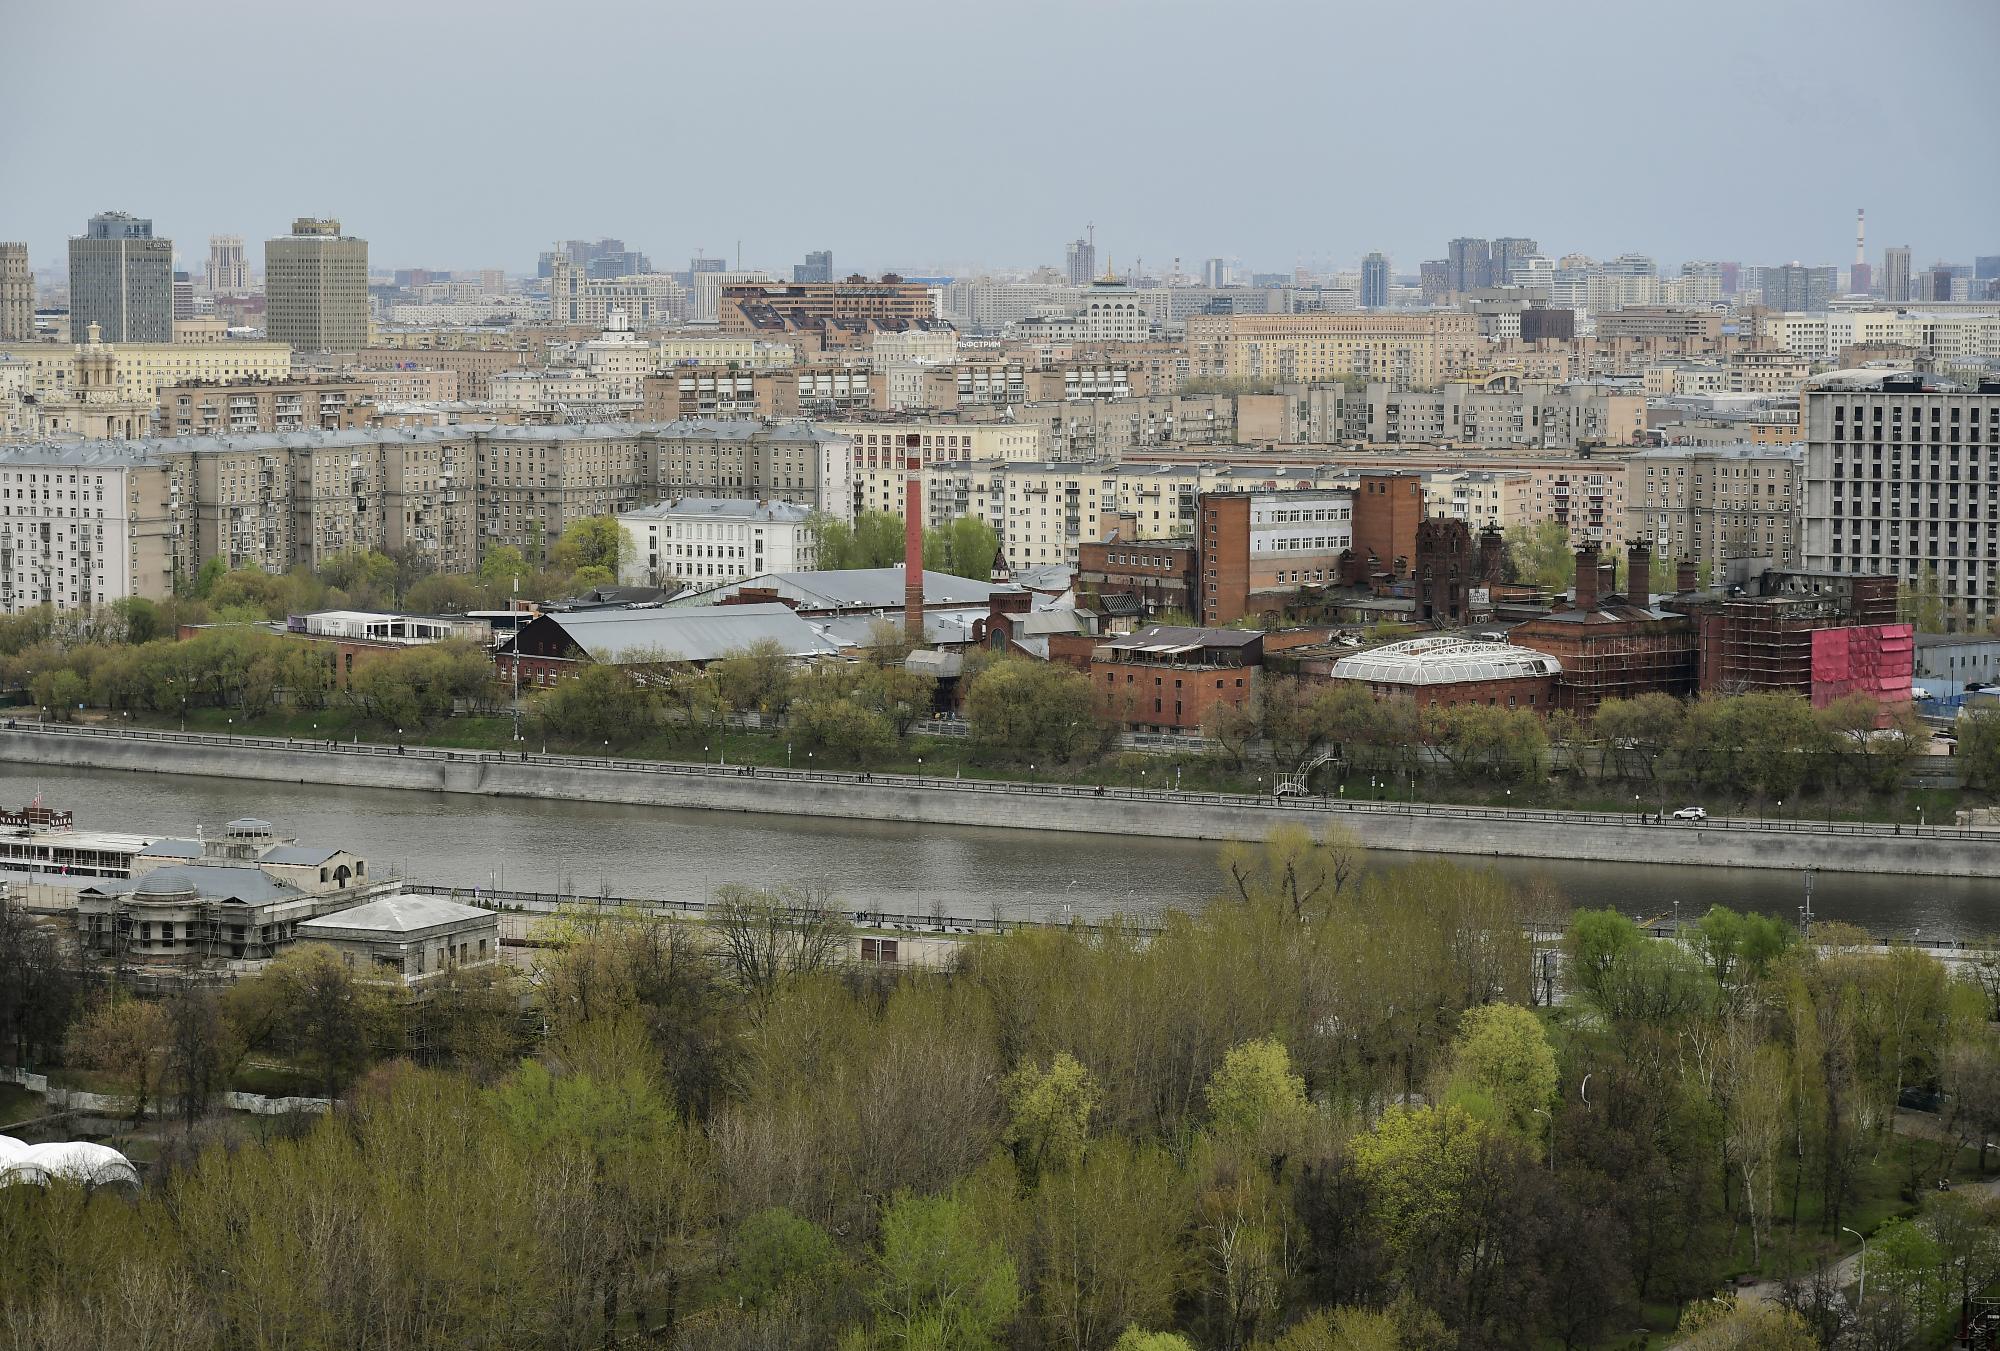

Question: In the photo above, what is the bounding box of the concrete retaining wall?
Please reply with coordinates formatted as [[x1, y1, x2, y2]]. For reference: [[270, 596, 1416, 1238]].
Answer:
[[5, 729, 1994, 878]]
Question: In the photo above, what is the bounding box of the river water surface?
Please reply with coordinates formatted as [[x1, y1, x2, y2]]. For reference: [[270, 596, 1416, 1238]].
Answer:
[[6, 762, 1997, 939]]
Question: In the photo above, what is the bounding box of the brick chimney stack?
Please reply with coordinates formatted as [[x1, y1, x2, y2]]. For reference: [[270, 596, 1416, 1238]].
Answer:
[[903, 433, 924, 641], [1626, 539, 1652, 601], [1597, 559, 1617, 605], [1676, 557, 1698, 592], [1477, 524, 1505, 585], [1574, 543, 1600, 610]]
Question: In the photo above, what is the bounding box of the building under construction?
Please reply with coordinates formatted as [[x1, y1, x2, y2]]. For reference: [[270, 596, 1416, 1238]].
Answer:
[[1508, 540, 1699, 715], [1670, 569, 1908, 704]]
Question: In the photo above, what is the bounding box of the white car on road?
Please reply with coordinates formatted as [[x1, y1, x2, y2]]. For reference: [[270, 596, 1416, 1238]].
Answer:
[[1670, 806, 1708, 822]]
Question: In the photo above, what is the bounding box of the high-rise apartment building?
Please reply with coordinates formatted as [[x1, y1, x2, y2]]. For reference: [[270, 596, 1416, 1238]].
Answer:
[[1883, 246, 1912, 303], [794, 250, 833, 284], [264, 218, 369, 352], [1490, 237, 1539, 285], [1064, 235, 1097, 286], [1759, 263, 1836, 313], [1447, 237, 1491, 293], [172, 272, 195, 322], [0, 244, 30, 341], [1360, 252, 1390, 309], [206, 235, 248, 293], [1803, 371, 2000, 626], [1202, 258, 1230, 289], [67, 212, 174, 343]]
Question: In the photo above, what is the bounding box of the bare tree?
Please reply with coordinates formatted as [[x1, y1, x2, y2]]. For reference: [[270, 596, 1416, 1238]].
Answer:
[[710, 882, 849, 1008]]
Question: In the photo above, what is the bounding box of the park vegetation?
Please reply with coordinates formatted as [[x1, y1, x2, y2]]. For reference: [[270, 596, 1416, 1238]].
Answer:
[[4, 829, 2000, 1348]]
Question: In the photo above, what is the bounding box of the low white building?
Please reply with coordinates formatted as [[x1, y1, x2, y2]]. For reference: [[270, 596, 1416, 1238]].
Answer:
[[618, 496, 817, 588]]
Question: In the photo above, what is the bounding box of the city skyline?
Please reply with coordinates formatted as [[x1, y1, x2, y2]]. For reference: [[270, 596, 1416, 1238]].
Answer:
[[6, 0, 1997, 277]]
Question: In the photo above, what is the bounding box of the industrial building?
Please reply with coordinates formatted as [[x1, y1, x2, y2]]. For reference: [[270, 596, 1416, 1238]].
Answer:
[[1329, 636, 1561, 713]]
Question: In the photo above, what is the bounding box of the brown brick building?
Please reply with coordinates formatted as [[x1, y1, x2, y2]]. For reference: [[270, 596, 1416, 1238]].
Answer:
[[1196, 472, 1425, 625], [1090, 626, 1262, 733], [1328, 635, 1561, 714], [1077, 538, 1198, 619], [1508, 541, 1698, 715]]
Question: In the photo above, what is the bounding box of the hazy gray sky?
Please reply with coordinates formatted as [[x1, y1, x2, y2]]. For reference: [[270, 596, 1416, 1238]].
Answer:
[[6, 0, 1997, 279]]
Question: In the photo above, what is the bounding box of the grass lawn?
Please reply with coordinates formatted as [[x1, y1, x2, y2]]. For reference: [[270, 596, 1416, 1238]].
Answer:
[[0, 1081, 41, 1126]]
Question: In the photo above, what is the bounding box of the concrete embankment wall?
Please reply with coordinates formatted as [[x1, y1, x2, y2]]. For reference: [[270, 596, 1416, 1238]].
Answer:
[[5, 730, 1993, 879]]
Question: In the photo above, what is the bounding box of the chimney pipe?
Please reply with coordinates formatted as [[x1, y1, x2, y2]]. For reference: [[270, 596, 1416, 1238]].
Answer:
[[903, 433, 924, 640], [1598, 560, 1617, 604], [1676, 557, 1697, 593], [1626, 539, 1652, 601], [1573, 544, 1599, 610]]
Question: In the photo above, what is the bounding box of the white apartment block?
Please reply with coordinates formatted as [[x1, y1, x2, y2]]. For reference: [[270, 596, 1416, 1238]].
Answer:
[[0, 444, 177, 613], [1364, 378, 1645, 449], [1423, 469, 1535, 532], [828, 421, 1043, 475], [1803, 372, 2000, 625], [618, 497, 816, 588]]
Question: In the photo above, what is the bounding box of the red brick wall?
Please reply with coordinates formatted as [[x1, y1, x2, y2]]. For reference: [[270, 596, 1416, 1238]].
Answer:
[[1351, 473, 1423, 576], [1091, 658, 1255, 732], [1199, 496, 1250, 624]]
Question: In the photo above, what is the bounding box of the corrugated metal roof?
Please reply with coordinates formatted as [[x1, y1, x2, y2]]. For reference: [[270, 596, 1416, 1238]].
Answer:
[[693, 568, 1016, 612], [541, 602, 841, 664]]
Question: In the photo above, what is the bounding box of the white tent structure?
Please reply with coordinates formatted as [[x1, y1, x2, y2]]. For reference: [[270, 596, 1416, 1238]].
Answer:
[[0, 1134, 139, 1189]]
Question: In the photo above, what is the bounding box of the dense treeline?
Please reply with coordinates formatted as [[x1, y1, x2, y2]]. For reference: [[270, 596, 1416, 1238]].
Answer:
[[1208, 674, 1983, 804], [4, 831, 2000, 1348]]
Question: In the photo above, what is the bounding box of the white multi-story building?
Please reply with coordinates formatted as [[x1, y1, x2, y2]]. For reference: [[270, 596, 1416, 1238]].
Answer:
[[1803, 371, 2000, 625], [0, 444, 177, 612], [617, 497, 816, 588], [653, 335, 796, 370]]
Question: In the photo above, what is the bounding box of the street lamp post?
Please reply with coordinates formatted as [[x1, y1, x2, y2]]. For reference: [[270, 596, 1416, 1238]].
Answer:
[[1842, 1225, 1867, 1308]]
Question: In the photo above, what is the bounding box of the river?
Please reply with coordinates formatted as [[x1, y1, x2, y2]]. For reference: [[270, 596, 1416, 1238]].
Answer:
[[6, 762, 1997, 939]]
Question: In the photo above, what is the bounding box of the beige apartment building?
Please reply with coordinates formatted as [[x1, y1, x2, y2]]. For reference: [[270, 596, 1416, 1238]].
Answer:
[[1628, 444, 1801, 567], [159, 377, 369, 437], [653, 335, 797, 370], [1424, 469, 1535, 532], [0, 244, 31, 342], [0, 334, 292, 406], [1186, 312, 1481, 389], [349, 348, 533, 400], [828, 420, 1042, 473], [265, 219, 369, 353], [1727, 351, 1811, 395], [650, 420, 854, 517], [1364, 375, 1645, 448], [346, 367, 460, 404]]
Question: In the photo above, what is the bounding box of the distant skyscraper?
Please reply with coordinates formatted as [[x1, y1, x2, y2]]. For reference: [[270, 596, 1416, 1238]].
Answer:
[[1065, 234, 1097, 285], [1447, 237, 1491, 292], [172, 271, 194, 322], [0, 243, 30, 340], [1760, 263, 1836, 312], [68, 212, 173, 343], [206, 235, 248, 293], [1360, 252, 1390, 308], [1490, 237, 1539, 285], [264, 218, 369, 352], [1603, 252, 1656, 279], [794, 250, 833, 284], [1418, 260, 1451, 306], [586, 250, 651, 279], [1976, 256, 2000, 281], [1202, 257, 1230, 288], [1883, 246, 1912, 303]]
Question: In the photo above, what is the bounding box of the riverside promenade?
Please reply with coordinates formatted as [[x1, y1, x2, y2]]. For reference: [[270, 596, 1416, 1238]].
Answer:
[[2, 722, 1994, 879]]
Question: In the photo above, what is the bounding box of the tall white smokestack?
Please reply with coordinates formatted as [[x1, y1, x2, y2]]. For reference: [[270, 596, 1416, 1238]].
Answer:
[[1855, 208, 1866, 266]]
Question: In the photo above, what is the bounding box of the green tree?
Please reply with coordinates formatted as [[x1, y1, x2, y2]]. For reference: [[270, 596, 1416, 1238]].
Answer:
[[318, 549, 397, 606], [1205, 1037, 1312, 1146], [1898, 563, 1953, 632], [925, 516, 1001, 582], [709, 639, 795, 715], [62, 993, 171, 1124], [869, 1189, 1020, 1350], [479, 544, 530, 589], [790, 693, 895, 763], [1502, 520, 1575, 591], [1110, 1332, 1195, 1351], [1002, 1051, 1101, 1177], [1443, 1003, 1557, 1139], [1956, 708, 2000, 791], [224, 943, 393, 1098], [550, 515, 632, 576], [962, 657, 1108, 764], [721, 1207, 844, 1312]]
